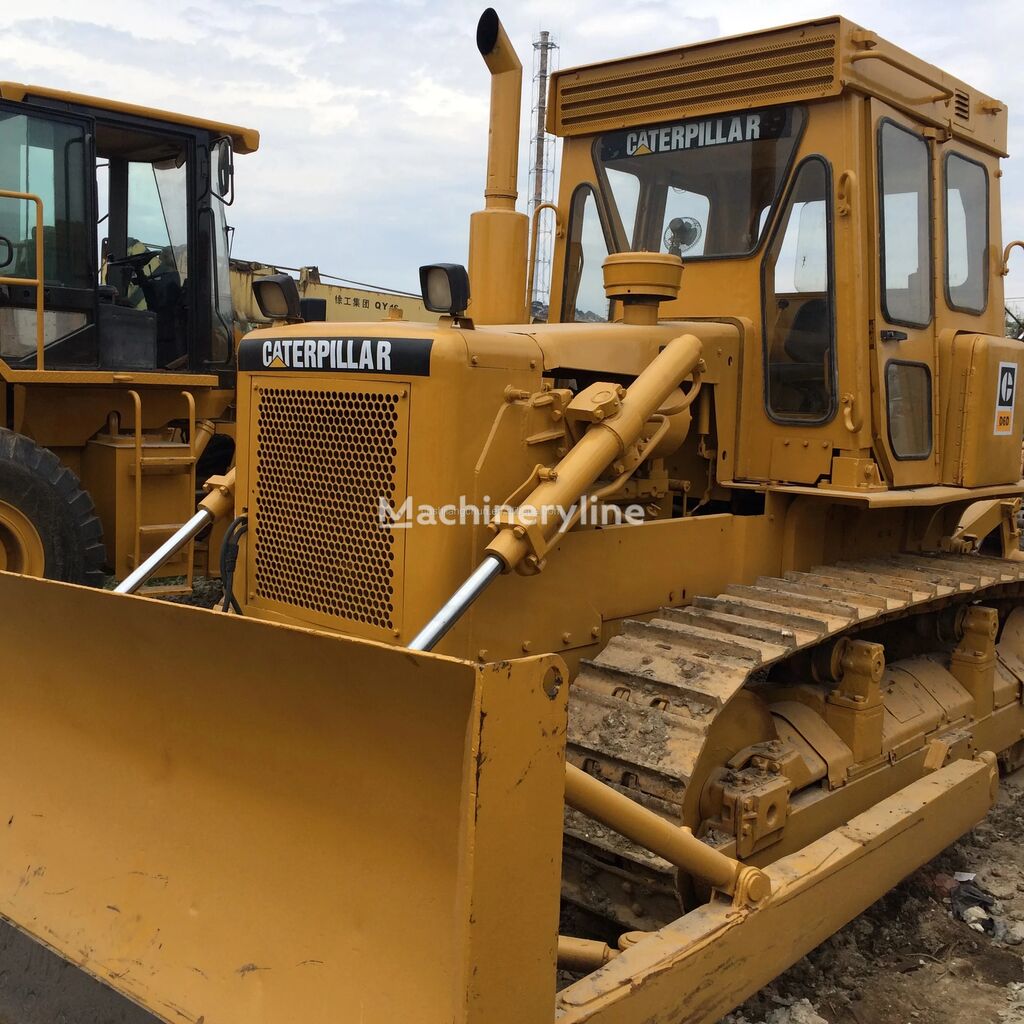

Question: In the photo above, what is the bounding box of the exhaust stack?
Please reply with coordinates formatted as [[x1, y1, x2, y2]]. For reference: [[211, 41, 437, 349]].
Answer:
[[467, 8, 529, 324]]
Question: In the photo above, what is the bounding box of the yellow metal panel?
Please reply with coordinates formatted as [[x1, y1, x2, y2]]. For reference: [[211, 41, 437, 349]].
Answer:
[[768, 435, 833, 484], [0, 573, 566, 1024], [955, 335, 1024, 487], [82, 435, 194, 580], [547, 17, 1004, 155]]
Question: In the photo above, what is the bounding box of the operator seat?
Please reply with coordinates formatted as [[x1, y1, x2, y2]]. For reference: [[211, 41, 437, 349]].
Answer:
[[780, 298, 830, 415]]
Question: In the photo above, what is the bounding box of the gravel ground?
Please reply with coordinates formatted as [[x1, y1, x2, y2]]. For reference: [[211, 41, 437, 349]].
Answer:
[[157, 576, 1024, 1022], [157, 574, 225, 608], [104, 573, 224, 608]]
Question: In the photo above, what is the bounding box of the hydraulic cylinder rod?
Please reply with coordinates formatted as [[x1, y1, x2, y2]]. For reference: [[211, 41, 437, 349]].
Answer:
[[407, 555, 503, 651], [114, 469, 236, 595], [401, 334, 764, 901], [115, 509, 214, 594], [564, 763, 770, 903], [487, 332, 704, 572]]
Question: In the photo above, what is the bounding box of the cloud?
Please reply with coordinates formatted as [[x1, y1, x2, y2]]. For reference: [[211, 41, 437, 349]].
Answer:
[[3, 0, 1023, 302]]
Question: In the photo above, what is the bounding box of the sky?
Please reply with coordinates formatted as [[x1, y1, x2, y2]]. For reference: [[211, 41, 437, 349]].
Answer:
[[5, 0, 1024, 304]]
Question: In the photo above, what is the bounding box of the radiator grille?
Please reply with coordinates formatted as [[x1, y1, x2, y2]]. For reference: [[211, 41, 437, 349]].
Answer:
[[253, 383, 406, 631], [554, 33, 838, 135]]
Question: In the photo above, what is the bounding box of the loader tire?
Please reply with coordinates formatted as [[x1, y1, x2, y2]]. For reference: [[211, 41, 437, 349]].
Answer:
[[0, 428, 106, 585]]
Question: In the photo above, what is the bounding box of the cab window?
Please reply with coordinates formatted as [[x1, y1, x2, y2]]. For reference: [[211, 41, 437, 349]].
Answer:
[[597, 106, 806, 258], [878, 121, 932, 327], [209, 140, 235, 363], [562, 185, 611, 323], [0, 110, 91, 360], [0, 111, 90, 289], [886, 360, 932, 459], [944, 152, 988, 314], [122, 160, 189, 312], [763, 157, 835, 423]]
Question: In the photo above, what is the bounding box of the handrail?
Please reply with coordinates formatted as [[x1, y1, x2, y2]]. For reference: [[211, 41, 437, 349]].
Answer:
[[848, 51, 954, 104], [0, 189, 45, 368], [1002, 240, 1024, 277], [525, 201, 561, 317], [181, 389, 198, 589], [127, 390, 143, 572]]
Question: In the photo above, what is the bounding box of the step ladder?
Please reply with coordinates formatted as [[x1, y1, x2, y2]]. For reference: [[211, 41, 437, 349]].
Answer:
[[126, 390, 198, 595], [83, 390, 200, 594]]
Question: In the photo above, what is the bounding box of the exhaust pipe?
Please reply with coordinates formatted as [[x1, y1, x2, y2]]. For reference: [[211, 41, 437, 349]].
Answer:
[[467, 8, 529, 324], [477, 8, 522, 209]]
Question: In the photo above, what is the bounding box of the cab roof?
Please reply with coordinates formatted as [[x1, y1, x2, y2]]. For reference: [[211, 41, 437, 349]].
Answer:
[[0, 81, 260, 154], [548, 16, 1007, 157]]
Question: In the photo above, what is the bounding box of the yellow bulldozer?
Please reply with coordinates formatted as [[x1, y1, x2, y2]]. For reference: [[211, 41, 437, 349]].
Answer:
[[2, 9, 1024, 1024]]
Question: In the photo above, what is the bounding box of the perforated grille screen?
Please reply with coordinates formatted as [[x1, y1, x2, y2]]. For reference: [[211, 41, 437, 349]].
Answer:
[[252, 382, 407, 633], [554, 33, 838, 135]]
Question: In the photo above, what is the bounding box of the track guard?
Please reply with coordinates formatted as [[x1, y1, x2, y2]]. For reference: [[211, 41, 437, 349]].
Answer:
[[0, 572, 567, 1024]]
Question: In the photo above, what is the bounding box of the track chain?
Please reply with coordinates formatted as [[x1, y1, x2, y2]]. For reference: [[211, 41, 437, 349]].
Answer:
[[562, 552, 1024, 927]]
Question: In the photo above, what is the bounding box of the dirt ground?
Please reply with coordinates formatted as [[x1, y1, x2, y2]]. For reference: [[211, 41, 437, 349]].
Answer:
[[163, 576, 1023, 1023]]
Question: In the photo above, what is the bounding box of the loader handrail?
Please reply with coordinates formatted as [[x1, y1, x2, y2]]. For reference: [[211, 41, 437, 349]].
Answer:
[[114, 468, 235, 594], [0, 189, 45, 369]]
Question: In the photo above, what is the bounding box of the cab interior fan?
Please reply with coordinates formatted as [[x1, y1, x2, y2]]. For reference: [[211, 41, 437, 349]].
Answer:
[[664, 216, 702, 256]]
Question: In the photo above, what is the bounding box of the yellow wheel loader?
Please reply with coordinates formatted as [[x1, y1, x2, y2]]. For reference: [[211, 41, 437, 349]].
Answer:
[[0, 87, 420, 593], [0, 82, 260, 589], [3, 9, 1024, 1024]]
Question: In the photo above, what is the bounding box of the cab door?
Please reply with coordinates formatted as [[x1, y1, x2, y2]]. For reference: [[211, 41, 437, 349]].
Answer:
[[868, 100, 940, 487]]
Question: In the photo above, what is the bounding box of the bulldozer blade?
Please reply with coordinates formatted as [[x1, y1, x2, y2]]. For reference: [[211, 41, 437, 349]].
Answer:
[[557, 754, 999, 1023], [0, 572, 567, 1024]]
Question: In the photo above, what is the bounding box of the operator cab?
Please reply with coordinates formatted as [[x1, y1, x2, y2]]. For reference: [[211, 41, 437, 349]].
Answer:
[[0, 82, 256, 378], [547, 18, 1013, 491]]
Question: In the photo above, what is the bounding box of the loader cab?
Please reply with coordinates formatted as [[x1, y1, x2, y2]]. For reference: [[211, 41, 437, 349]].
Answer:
[[0, 83, 256, 380], [547, 17, 1014, 493]]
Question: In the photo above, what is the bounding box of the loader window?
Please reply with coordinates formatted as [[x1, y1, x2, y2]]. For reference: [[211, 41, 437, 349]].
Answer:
[[944, 153, 988, 314], [596, 105, 805, 257], [0, 111, 90, 290], [762, 157, 835, 423], [208, 141, 234, 363], [886, 360, 932, 459], [563, 185, 612, 322], [106, 154, 190, 367], [879, 121, 932, 327], [0, 110, 92, 360]]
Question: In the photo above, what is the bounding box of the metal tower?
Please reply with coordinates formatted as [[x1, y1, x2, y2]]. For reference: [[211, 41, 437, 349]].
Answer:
[[527, 30, 559, 318]]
